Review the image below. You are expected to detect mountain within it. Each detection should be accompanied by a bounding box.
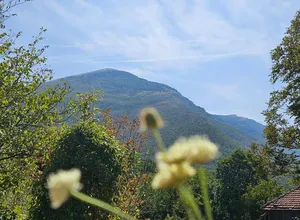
[212,114,265,142]
[48,69,264,156]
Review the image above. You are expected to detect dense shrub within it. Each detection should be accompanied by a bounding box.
[29,122,124,219]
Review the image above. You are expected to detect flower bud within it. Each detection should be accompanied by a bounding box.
[139,107,164,131]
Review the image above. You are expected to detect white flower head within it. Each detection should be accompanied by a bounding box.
[152,156,196,189]
[161,135,219,164]
[186,136,219,163]
[47,168,83,209]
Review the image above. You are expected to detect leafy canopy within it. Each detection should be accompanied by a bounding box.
[264,10,300,149]
[263,10,300,183]
[0,1,74,217]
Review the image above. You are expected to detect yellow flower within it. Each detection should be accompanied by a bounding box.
[47,168,83,209]
[139,107,164,131]
[152,156,196,189]
[160,135,219,164]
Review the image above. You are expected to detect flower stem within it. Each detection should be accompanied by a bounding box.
[177,184,203,220]
[152,128,166,152]
[198,167,213,220]
[70,190,133,220]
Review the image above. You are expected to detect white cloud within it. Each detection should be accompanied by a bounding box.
[51,49,255,64]
[41,0,283,64]
[11,0,300,67]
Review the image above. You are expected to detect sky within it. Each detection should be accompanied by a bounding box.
[6,0,300,124]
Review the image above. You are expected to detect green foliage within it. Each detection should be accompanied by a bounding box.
[67,90,103,123]
[137,174,180,220]
[211,148,290,220]
[263,10,300,182]
[29,122,124,219]
[136,169,216,220]
[0,1,73,218]
[0,26,70,163]
[246,143,271,179]
[243,179,283,220]
[213,149,258,220]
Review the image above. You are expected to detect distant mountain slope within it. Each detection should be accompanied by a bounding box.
[213,114,265,141]
[48,69,262,156]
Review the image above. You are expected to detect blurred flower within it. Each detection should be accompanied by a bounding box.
[159,135,219,164]
[152,157,196,189]
[47,168,83,209]
[139,107,164,131]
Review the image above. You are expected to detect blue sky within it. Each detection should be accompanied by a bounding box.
[6,0,300,124]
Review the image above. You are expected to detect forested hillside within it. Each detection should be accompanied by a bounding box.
[213,114,265,141]
[47,68,262,156]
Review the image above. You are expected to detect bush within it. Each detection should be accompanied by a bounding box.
[29,122,124,219]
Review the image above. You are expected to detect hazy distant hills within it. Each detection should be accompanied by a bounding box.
[47,69,265,156]
[213,114,265,142]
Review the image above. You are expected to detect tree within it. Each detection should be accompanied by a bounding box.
[0,0,31,26]
[213,149,259,220]
[246,143,272,179]
[263,10,300,182]
[137,173,179,220]
[0,1,73,217]
[243,179,283,220]
[212,148,289,220]
[0,2,71,168]
[29,122,124,219]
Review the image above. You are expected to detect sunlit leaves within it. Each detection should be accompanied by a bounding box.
[263,10,300,182]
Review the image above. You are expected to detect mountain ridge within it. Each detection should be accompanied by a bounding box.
[212,114,265,141]
[48,68,264,155]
